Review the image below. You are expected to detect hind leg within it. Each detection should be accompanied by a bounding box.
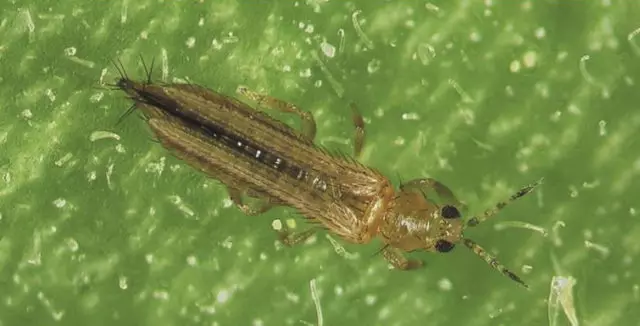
[227,186,275,215]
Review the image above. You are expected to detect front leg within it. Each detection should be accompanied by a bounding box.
[382,246,423,270]
[400,178,467,212]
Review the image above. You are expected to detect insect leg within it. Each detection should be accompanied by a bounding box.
[228,186,274,215]
[350,103,366,159]
[400,178,467,211]
[466,178,543,228]
[277,226,316,246]
[382,246,423,270]
[236,87,317,141]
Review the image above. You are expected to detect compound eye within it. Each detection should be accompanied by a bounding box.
[435,240,455,253]
[441,205,461,219]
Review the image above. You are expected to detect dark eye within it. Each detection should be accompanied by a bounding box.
[435,240,455,253]
[441,205,460,219]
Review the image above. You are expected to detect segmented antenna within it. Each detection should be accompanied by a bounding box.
[462,238,528,288]
[138,54,156,84]
[465,178,543,228]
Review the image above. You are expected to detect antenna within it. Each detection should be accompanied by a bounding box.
[465,178,543,228]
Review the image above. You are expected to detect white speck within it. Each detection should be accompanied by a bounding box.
[367,59,381,73]
[423,3,440,13]
[523,51,537,68]
[598,120,607,136]
[21,109,33,119]
[437,278,453,291]
[66,238,79,252]
[259,252,268,260]
[365,294,376,305]
[153,290,169,301]
[285,291,300,303]
[145,254,154,264]
[334,286,344,296]
[186,37,196,48]
[299,68,312,78]
[448,78,474,103]
[557,51,568,62]
[198,18,204,26]
[211,38,222,50]
[89,92,104,103]
[509,60,521,73]
[584,240,610,258]
[221,32,238,44]
[54,153,73,167]
[186,255,197,266]
[119,276,128,290]
[535,82,549,98]
[222,198,233,208]
[469,31,481,42]
[271,219,283,231]
[320,41,336,58]
[252,319,264,326]
[569,185,579,198]
[89,131,120,142]
[305,24,314,33]
[567,104,581,115]
[64,47,77,56]
[535,27,546,39]
[417,43,436,64]
[221,237,233,249]
[401,112,420,120]
[216,289,230,303]
[53,198,66,208]
[45,88,56,102]
[198,304,216,315]
[505,85,515,96]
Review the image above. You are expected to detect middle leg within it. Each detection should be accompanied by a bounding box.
[237,87,317,141]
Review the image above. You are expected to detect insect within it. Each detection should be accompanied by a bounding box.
[110,58,542,288]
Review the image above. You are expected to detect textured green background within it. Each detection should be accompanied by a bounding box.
[1,1,639,325]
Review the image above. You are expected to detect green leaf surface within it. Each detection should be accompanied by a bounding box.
[1,1,639,325]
